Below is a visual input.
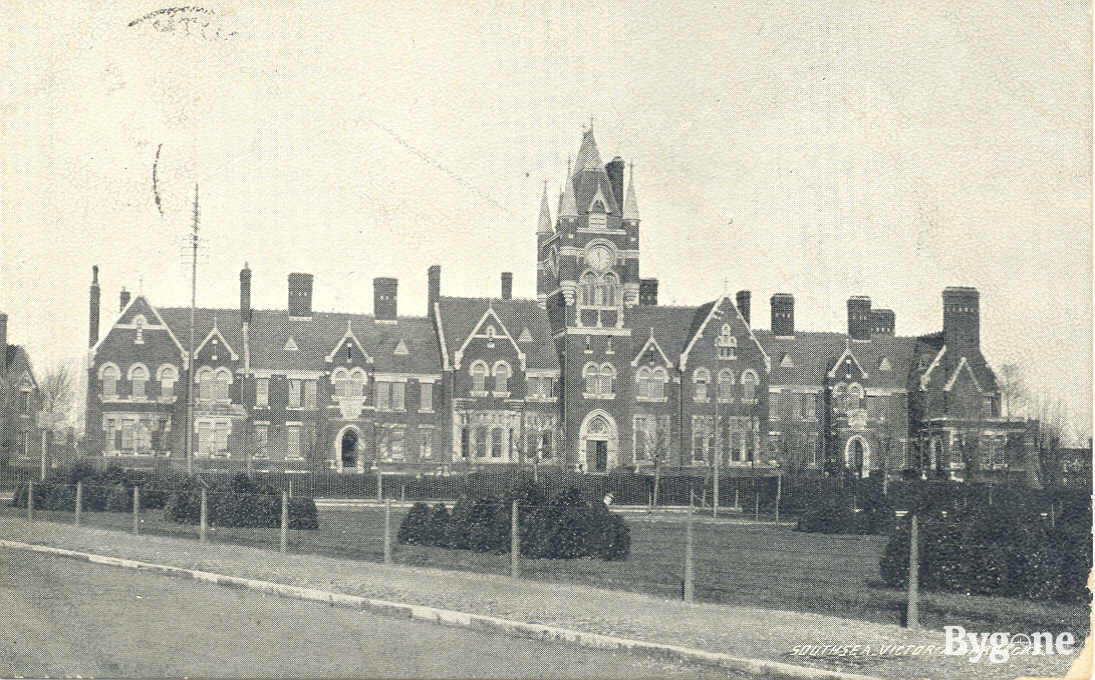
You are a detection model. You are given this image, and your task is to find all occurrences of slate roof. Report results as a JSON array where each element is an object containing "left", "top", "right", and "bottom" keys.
[
  {"left": 2, "top": 345, "right": 35, "bottom": 383},
  {"left": 158, "top": 307, "right": 441, "bottom": 374},
  {"left": 436, "top": 297, "right": 558, "bottom": 371},
  {"left": 754, "top": 330, "right": 919, "bottom": 389},
  {"left": 626, "top": 305, "right": 704, "bottom": 360}
]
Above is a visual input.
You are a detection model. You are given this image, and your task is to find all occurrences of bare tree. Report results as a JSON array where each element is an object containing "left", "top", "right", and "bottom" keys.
[
  {"left": 997, "top": 363, "right": 1027, "bottom": 418},
  {"left": 38, "top": 360, "right": 78, "bottom": 434},
  {"left": 1031, "top": 397, "right": 1070, "bottom": 490},
  {"left": 635, "top": 415, "right": 671, "bottom": 506}
]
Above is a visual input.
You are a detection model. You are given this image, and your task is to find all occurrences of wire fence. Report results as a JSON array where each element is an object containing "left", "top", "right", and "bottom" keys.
[{"left": 5, "top": 475, "right": 1085, "bottom": 637}]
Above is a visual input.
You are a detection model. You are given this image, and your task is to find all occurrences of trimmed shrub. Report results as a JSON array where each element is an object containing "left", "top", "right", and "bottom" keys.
[
  {"left": 425, "top": 503, "right": 450, "bottom": 545},
  {"left": 162, "top": 474, "right": 319, "bottom": 530},
  {"left": 397, "top": 502, "right": 433, "bottom": 545},
  {"left": 879, "top": 492, "right": 1091, "bottom": 602}
]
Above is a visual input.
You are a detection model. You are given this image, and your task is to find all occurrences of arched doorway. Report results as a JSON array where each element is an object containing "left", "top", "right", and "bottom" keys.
[
  {"left": 580, "top": 410, "right": 618, "bottom": 472},
  {"left": 336, "top": 426, "right": 361, "bottom": 472},
  {"left": 844, "top": 436, "right": 871, "bottom": 478}
]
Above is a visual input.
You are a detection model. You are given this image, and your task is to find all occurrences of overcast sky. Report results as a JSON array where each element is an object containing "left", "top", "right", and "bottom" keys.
[{"left": 2, "top": 1, "right": 1090, "bottom": 425}]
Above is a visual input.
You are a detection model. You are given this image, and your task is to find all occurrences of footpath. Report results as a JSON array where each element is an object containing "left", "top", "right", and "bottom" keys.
[{"left": 0, "top": 517, "right": 1084, "bottom": 680}]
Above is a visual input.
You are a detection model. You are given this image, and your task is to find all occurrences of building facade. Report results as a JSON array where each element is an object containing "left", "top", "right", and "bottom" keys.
[
  {"left": 1, "top": 311, "right": 42, "bottom": 467},
  {"left": 83, "top": 128, "right": 1032, "bottom": 480}
]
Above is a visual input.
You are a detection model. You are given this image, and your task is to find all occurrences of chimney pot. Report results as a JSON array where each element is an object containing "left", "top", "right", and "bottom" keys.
[
  {"left": 847, "top": 295, "right": 872, "bottom": 341},
  {"left": 287, "top": 273, "right": 314, "bottom": 317},
  {"left": 427, "top": 265, "right": 441, "bottom": 319},
  {"left": 240, "top": 264, "right": 252, "bottom": 324},
  {"left": 735, "top": 290, "right": 752, "bottom": 325},
  {"left": 374, "top": 277, "right": 398, "bottom": 320},
  {"left": 771, "top": 293, "right": 795, "bottom": 336},
  {"left": 89, "top": 266, "right": 101, "bottom": 348}
]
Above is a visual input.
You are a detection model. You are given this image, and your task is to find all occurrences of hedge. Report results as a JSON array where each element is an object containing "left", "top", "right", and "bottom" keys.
[
  {"left": 398, "top": 480, "right": 630, "bottom": 560},
  {"left": 10, "top": 466, "right": 318, "bottom": 531},
  {"left": 879, "top": 489, "right": 1090, "bottom": 602},
  {"left": 163, "top": 474, "right": 319, "bottom": 529}
]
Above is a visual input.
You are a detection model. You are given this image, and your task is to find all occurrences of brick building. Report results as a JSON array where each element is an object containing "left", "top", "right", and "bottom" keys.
[
  {"left": 0, "top": 310, "right": 42, "bottom": 467},
  {"left": 83, "top": 128, "right": 1032, "bottom": 480}
]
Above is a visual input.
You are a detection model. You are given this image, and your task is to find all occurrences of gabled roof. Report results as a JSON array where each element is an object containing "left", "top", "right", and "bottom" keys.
[
  {"left": 680, "top": 295, "right": 770, "bottom": 371},
  {"left": 754, "top": 330, "right": 918, "bottom": 389},
  {"left": 625, "top": 305, "right": 702, "bottom": 364},
  {"left": 827, "top": 341, "right": 868, "bottom": 380},
  {"left": 943, "top": 356, "right": 985, "bottom": 393},
  {"left": 95, "top": 294, "right": 185, "bottom": 358},
  {"left": 158, "top": 307, "right": 440, "bottom": 374},
  {"left": 631, "top": 331, "right": 672, "bottom": 368},
  {"left": 195, "top": 321, "right": 239, "bottom": 361},
  {"left": 436, "top": 297, "right": 558, "bottom": 372},
  {"left": 2, "top": 345, "right": 36, "bottom": 388}
]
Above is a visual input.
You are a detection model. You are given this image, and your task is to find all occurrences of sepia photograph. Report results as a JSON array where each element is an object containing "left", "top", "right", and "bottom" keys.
[{"left": 0, "top": 2, "right": 1091, "bottom": 679}]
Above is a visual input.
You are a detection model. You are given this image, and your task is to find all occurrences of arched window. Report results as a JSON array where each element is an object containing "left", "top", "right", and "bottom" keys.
[
  {"left": 599, "top": 363, "right": 616, "bottom": 396},
  {"left": 196, "top": 367, "right": 214, "bottom": 401},
  {"left": 583, "top": 362, "right": 600, "bottom": 395},
  {"left": 214, "top": 368, "right": 232, "bottom": 401},
  {"left": 716, "top": 324, "right": 737, "bottom": 359},
  {"left": 470, "top": 361, "right": 488, "bottom": 392},
  {"left": 693, "top": 368, "right": 710, "bottom": 402},
  {"left": 349, "top": 368, "right": 367, "bottom": 398},
  {"left": 591, "top": 199, "right": 605, "bottom": 213},
  {"left": 635, "top": 367, "right": 651, "bottom": 400},
  {"left": 599, "top": 272, "right": 618, "bottom": 306},
  {"left": 99, "top": 363, "right": 120, "bottom": 399},
  {"left": 717, "top": 369, "right": 735, "bottom": 402},
  {"left": 332, "top": 368, "right": 350, "bottom": 398},
  {"left": 650, "top": 368, "right": 668, "bottom": 400},
  {"left": 580, "top": 272, "right": 597, "bottom": 306},
  {"left": 128, "top": 364, "right": 149, "bottom": 400},
  {"left": 157, "top": 365, "right": 178, "bottom": 399},
  {"left": 832, "top": 383, "right": 848, "bottom": 412},
  {"left": 847, "top": 383, "right": 864, "bottom": 409},
  {"left": 493, "top": 361, "right": 511, "bottom": 392},
  {"left": 741, "top": 370, "right": 759, "bottom": 402}
]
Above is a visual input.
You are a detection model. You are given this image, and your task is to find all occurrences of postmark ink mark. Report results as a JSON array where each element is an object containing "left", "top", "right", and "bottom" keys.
[
  {"left": 153, "top": 144, "right": 163, "bottom": 217},
  {"left": 128, "top": 7, "right": 237, "bottom": 41}
]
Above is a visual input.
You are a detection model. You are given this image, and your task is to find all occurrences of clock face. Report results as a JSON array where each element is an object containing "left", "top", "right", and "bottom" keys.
[{"left": 585, "top": 245, "right": 613, "bottom": 272}]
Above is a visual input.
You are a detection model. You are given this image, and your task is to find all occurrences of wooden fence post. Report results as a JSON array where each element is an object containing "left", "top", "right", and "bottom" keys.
[
  {"left": 133, "top": 486, "right": 140, "bottom": 535},
  {"left": 713, "top": 463, "right": 720, "bottom": 519},
  {"left": 280, "top": 491, "right": 288, "bottom": 554},
  {"left": 907, "top": 513, "right": 920, "bottom": 630},
  {"left": 683, "top": 491, "right": 695, "bottom": 603},
  {"left": 775, "top": 473, "right": 783, "bottom": 524},
  {"left": 27, "top": 480, "right": 33, "bottom": 522},
  {"left": 754, "top": 484, "right": 760, "bottom": 521},
  {"left": 199, "top": 488, "right": 208, "bottom": 543},
  {"left": 376, "top": 469, "right": 383, "bottom": 502},
  {"left": 75, "top": 481, "right": 82, "bottom": 527},
  {"left": 510, "top": 500, "right": 521, "bottom": 578},
  {"left": 383, "top": 499, "right": 392, "bottom": 564}
]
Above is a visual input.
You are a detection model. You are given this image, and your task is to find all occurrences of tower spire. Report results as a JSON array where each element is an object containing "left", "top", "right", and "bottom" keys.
[
  {"left": 560, "top": 159, "right": 578, "bottom": 217},
  {"left": 537, "top": 180, "right": 553, "bottom": 234},
  {"left": 623, "top": 162, "right": 640, "bottom": 221}
]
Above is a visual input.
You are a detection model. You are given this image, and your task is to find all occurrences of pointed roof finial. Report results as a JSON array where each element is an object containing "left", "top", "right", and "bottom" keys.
[
  {"left": 575, "top": 128, "right": 603, "bottom": 173},
  {"left": 537, "top": 181, "right": 553, "bottom": 234},
  {"left": 623, "top": 161, "right": 640, "bottom": 221}
]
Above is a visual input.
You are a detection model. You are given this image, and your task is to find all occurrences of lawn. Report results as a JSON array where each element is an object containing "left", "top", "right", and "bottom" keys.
[{"left": 3, "top": 503, "right": 1084, "bottom": 636}]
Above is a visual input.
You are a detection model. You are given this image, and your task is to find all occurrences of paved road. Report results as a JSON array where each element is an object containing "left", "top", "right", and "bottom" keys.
[{"left": 0, "top": 548, "right": 739, "bottom": 678}]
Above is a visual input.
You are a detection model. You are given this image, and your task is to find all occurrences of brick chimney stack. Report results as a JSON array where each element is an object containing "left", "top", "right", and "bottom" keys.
[
  {"left": 88, "top": 265, "right": 101, "bottom": 348},
  {"left": 240, "top": 263, "right": 252, "bottom": 324},
  {"left": 287, "top": 273, "right": 314, "bottom": 318},
  {"left": 501, "top": 272, "right": 513, "bottom": 300},
  {"left": 119, "top": 288, "right": 131, "bottom": 312},
  {"left": 736, "top": 290, "right": 752, "bottom": 325}
]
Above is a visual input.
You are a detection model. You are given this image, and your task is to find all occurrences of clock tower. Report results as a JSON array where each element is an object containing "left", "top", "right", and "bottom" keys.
[{"left": 536, "top": 127, "right": 642, "bottom": 334}]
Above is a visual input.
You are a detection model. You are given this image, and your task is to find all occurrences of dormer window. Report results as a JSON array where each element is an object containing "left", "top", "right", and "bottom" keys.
[{"left": 716, "top": 324, "right": 737, "bottom": 359}]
